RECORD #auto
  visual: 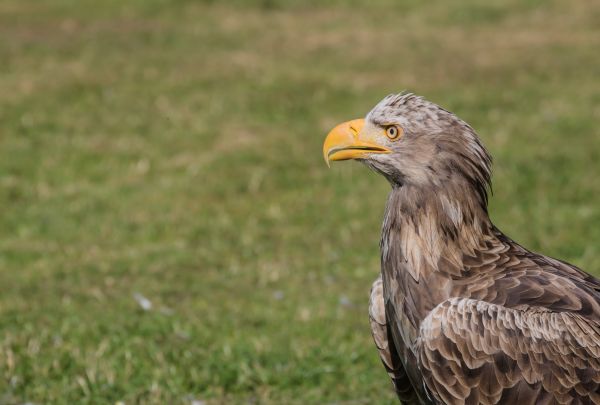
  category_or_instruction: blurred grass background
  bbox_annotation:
[0,0,599,403]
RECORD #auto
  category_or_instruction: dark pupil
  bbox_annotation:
[389,127,396,136]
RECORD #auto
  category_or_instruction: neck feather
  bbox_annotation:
[382,180,495,279]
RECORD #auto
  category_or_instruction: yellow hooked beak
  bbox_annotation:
[323,119,391,166]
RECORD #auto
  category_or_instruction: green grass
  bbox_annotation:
[0,0,599,403]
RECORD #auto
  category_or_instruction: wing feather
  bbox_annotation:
[369,276,420,404]
[418,298,600,404]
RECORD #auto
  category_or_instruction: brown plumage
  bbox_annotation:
[323,93,600,404]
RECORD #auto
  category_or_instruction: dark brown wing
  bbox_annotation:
[369,276,420,404]
[457,230,600,318]
[417,297,600,405]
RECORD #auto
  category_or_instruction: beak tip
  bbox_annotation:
[322,118,366,166]
[323,149,331,167]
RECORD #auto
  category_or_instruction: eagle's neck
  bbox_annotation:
[381,182,500,343]
[382,181,496,282]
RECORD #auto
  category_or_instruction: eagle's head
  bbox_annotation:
[323,93,492,208]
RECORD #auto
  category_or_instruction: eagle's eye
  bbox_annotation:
[385,125,402,140]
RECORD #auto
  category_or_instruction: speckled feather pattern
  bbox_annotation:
[361,94,600,404]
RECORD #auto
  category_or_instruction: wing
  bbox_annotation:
[369,276,420,404]
[457,230,600,317]
[418,298,600,405]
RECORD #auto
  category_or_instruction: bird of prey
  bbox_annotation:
[322,93,600,404]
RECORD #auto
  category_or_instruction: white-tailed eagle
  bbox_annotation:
[323,93,600,404]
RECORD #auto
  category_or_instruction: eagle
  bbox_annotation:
[322,93,600,404]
